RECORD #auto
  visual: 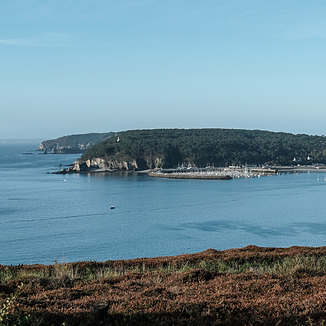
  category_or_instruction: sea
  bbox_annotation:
[1,142,326,266]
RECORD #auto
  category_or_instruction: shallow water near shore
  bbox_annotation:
[1,142,326,265]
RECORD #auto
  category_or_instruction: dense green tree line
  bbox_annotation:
[81,129,326,168]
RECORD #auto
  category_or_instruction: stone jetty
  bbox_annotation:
[148,166,277,180]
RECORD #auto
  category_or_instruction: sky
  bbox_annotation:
[1,0,326,140]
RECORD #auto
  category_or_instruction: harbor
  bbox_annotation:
[148,165,326,180]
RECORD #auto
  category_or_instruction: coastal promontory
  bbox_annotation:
[56,128,326,174]
[37,132,115,154]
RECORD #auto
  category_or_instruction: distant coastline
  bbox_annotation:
[0,139,43,144]
[53,163,326,180]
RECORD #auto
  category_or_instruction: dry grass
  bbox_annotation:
[1,246,326,325]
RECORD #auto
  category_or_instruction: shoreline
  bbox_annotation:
[52,167,153,175]
[52,165,326,180]
[148,165,326,180]
[1,244,325,268]
[148,171,233,180]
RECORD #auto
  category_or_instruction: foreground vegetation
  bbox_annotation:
[81,129,326,169]
[1,246,326,325]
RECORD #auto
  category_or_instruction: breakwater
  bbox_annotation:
[148,171,232,180]
[148,166,277,180]
[148,165,326,180]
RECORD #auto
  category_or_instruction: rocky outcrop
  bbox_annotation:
[73,161,89,172]
[53,158,142,174]
[38,142,94,154]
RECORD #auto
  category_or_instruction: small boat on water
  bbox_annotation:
[110,205,115,209]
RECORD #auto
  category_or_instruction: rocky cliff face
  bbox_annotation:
[55,157,143,174]
[75,158,139,171]
[38,141,94,153]
[53,148,165,174]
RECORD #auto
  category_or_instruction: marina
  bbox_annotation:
[149,165,326,180]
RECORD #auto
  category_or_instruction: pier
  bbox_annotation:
[148,166,277,180]
[148,165,326,180]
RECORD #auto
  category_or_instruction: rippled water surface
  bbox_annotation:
[1,143,326,265]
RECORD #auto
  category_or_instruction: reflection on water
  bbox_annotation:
[1,144,326,264]
[176,220,295,237]
[293,222,326,235]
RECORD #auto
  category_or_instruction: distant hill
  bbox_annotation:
[0,139,43,144]
[37,132,115,154]
[80,128,326,169]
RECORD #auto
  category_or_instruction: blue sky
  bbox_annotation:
[1,0,326,140]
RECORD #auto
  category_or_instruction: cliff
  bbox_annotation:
[53,128,326,173]
[54,157,143,174]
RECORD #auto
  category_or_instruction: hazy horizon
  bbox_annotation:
[2,126,326,144]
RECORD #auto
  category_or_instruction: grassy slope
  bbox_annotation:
[1,246,326,325]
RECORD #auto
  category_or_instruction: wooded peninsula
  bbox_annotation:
[80,128,326,169]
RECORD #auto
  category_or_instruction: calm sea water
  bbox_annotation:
[1,143,326,265]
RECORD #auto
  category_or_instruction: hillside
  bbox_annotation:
[1,246,326,325]
[37,132,115,154]
[80,128,326,170]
